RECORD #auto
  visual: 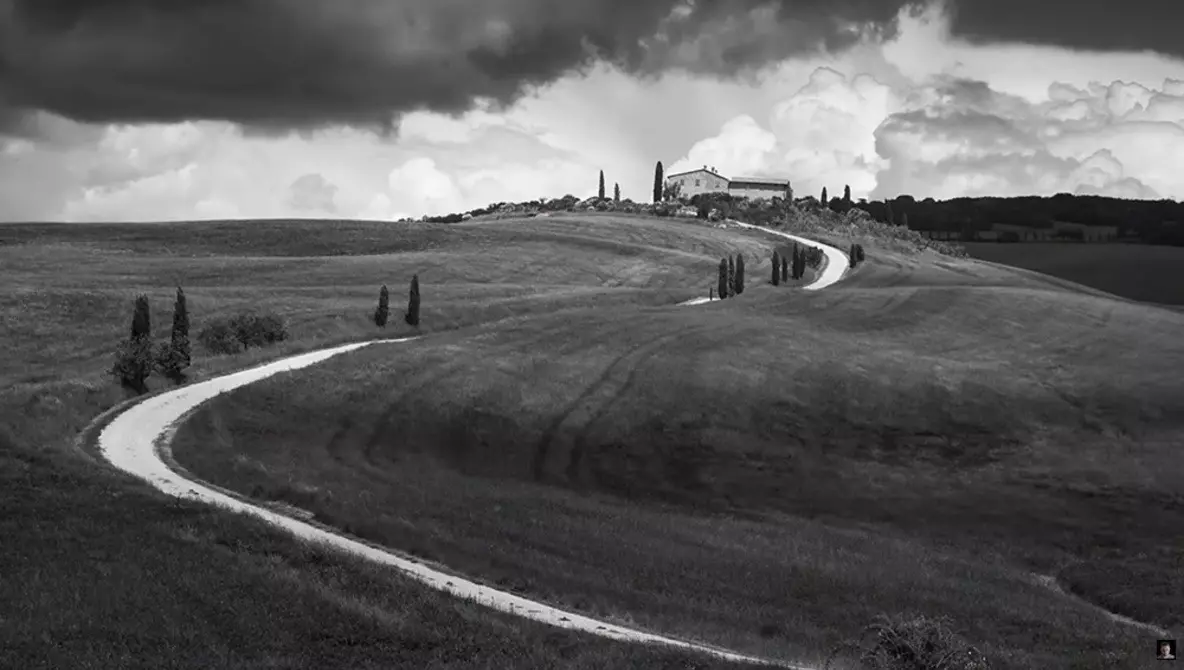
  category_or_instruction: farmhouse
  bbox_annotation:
[665,166,792,200]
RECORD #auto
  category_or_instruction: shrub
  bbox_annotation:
[771,251,781,286]
[111,336,155,394]
[781,253,788,282]
[230,311,287,349]
[374,284,390,327]
[197,319,241,355]
[825,614,991,670]
[154,339,190,384]
[855,243,866,263]
[850,243,858,268]
[735,254,745,294]
[405,274,421,327]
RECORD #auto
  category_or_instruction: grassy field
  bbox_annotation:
[961,241,1184,306]
[162,222,1184,668]
[1,214,800,670]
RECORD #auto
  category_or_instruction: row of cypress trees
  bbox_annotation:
[770,243,808,286]
[715,253,745,299]
[374,275,420,328]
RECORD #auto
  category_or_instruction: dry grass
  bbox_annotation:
[168,238,1183,668]
[1,214,793,670]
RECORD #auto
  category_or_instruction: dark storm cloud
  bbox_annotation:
[0,0,1181,133]
[0,0,920,131]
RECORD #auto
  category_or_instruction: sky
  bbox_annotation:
[1,0,1183,222]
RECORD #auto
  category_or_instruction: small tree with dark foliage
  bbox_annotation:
[727,255,735,297]
[374,284,390,327]
[155,287,191,383]
[821,187,828,207]
[614,182,621,203]
[771,251,781,286]
[405,274,421,326]
[653,161,664,203]
[849,243,858,268]
[735,254,745,294]
[718,258,728,299]
[112,294,154,394]
[598,170,606,200]
[781,253,789,282]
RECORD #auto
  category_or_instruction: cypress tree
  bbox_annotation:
[614,182,620,203]
[374,284,390,327]
[849,243,857,268]
[735,254,745,294]
[771,251,781,286]
[718,258,728,299]
[170,286,189,367]
[843,185,851,203]
[820,187,828,205]
[404,275,420,326]
[598,170,606,199]
[131,294,151,340]
[781,253,789,282]
[727,255,735,297]
[653,161,664,203]
[793,244,803,279]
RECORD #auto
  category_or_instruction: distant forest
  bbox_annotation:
[844,193,1184,246]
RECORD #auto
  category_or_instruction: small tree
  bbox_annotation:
[374,284,390,327]
[843,185,851,203]
[598,170,606,200]
[130,294,151,340]
[156,286,191,383]
[653,161,664,203]
[821,187,828,207]
[718,258,728,300]
[735,254,745,295]
[771,250,781,286]
[663,179,683,202]
[112,294,154,394]
[170,287,190,366]
[793,244,803,280]
[405,274,421,326]
[781,253,789,282]
[856,244,866,263]
[727,255,735,297]
[614,182,621,203]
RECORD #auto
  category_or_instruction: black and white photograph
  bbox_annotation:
[2,1,1182,668]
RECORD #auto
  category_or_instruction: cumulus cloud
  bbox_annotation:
[287,173,339,215]
[667,3,1184,202]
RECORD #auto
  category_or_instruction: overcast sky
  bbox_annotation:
[2,0,1182,222]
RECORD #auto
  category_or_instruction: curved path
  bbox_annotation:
[96,227,850,668]
[678,221,848,305]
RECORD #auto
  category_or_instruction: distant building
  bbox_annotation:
[664,166,729,198]
[664,166,791,200]
[728,177,792,200]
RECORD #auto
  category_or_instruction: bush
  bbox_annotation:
[230,311,287,349]
[154,339,190,384]
[717,258,728,299]
[197,318,241,355]
[197,310,287,354]
[771,251,781,286]
[111,336,155,394]
[825,614,990,670]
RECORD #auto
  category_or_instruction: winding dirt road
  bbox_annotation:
[96,226,850,668]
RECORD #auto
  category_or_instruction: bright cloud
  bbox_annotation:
[1,1,1182,222]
